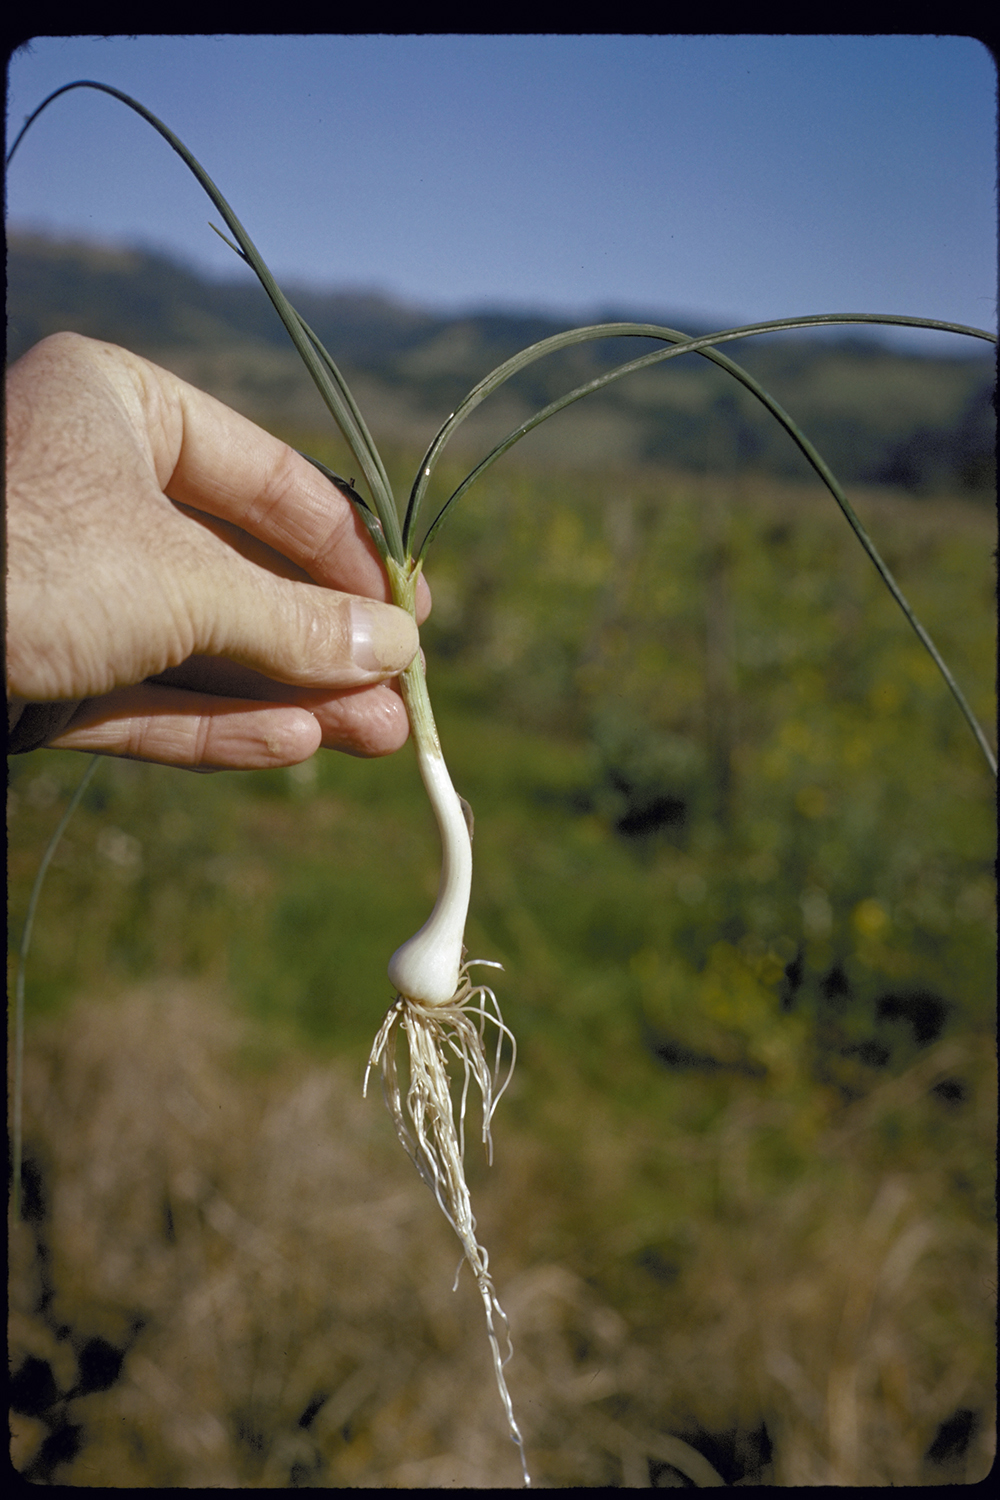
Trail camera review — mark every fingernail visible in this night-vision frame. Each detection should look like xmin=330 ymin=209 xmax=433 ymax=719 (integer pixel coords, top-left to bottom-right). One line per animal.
xmin=350 ymin=600 xmax=419 ymax=675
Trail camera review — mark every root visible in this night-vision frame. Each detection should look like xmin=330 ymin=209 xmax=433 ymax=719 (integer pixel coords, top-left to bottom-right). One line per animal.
xmin=365 ymin=960 xmax=531 ymax=1487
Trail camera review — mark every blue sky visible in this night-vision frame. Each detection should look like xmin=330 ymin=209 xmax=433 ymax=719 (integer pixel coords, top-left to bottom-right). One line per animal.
xmin=6 ymin=35 xmax=997 ymax=349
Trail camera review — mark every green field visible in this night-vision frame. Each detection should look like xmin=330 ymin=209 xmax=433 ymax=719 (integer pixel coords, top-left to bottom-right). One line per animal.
xmin=8 ymin=460 xmax=996 ymax=1485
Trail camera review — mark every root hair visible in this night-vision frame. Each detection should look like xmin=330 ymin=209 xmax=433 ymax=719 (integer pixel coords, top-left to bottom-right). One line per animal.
xmin=365 ymin=959 xmax=530 ymax=1485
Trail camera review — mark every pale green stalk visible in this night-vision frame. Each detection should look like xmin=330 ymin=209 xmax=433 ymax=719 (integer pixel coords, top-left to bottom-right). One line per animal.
xmin=358 ymin=557 xmax=529 ymax=1483
xmin=12 ymin=755 xmax=100 ymax=1219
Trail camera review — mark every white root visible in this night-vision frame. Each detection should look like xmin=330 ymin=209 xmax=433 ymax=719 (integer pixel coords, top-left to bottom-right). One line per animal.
xmin=386 ymin=739 xmax=471 ymax=1006
xmin=364 ymin=966 xmax=527 ymax=1482
xmin=365 ymin=966 xmax=530 ymax=1487
xmin=370 ymin=583 xmax=530 ymax=1484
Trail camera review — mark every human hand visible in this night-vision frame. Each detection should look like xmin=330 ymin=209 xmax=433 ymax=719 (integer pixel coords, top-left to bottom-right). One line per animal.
xmin=6 ymin=333 xmax=430 ymax=769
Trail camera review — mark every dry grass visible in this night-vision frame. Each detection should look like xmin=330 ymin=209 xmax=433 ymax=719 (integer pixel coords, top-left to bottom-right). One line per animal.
xmin=9 ymin=984 xmax=996 ymax=1486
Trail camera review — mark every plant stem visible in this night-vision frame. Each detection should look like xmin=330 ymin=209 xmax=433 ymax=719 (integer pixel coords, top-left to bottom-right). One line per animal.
xmin=13 ymin=754 xmax=100 ymax=1219
xmin=384 ymin=558 xmax=473 ymax=1008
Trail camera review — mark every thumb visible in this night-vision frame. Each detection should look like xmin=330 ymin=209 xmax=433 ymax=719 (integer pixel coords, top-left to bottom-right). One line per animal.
xmin=184 ymin=565 xmax=420 ymax=689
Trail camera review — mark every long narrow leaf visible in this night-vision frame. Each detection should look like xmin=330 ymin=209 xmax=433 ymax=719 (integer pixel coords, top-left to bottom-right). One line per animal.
xmin=291 ymin=311 xmax=396 ymax=511
xmin=404 ymin=312 xmax=994 ymax=549
xmin=9 ymin=84 xmax=992 ymax=771
xmin=8 ymin=81 xmax=405 ymax=560
xmin=207 ymin=221 xmax=398 ymax=549
xmin=419 ymin=313 xmax=994 ymax=549
xmin=298 ymin=454 xmax=391 ymax=562
xmin=13 ymin=755 xmax=100 ymax=1218
xmin=417 ymin=320 xmax=996 ymax=776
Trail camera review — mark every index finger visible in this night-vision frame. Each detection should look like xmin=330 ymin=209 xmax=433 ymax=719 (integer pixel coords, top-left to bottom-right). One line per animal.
xmin=136 ymin=354 xmax=431 ymax=618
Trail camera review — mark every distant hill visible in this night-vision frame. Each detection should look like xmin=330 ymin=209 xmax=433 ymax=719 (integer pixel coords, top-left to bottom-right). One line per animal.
xmin=7 ymin=232 xmax=995 ymax=492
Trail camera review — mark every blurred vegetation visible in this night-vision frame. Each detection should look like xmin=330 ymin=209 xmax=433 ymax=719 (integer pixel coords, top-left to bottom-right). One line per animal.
xmin=8 ymin=456 xmax=995 ymax=1484
xmin=8 ymin=232 xmax=996 ymax=494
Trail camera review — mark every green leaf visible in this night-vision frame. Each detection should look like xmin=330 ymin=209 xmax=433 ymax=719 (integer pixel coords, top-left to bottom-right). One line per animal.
xmin=8 ymin=81 xmax=405 ymax=561
xmin=414 ymin=316 xmax=995 ymax=776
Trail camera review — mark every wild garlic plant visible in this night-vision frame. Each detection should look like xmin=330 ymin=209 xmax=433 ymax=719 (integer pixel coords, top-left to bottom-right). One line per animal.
xmin=9 ymin=81 xmax=997 ymax=1490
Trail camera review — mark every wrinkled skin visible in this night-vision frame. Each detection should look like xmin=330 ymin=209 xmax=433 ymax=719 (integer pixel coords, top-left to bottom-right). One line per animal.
xmin=6 ymin=333 xmax=430 ymax=769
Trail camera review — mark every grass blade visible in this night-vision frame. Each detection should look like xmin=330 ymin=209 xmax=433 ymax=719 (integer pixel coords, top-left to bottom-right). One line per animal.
xmin=416 ymin=318 xmax=996 ymax=776
xmin=8 ymin=81 xmax=404 ymax=561
xmin=402 ymin=313 xmax=994 ymax=552
xmin=298 ymin=453 xmax=391 ymax=562
xmin=13 ymin=755 xmax=101 ymax=1219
